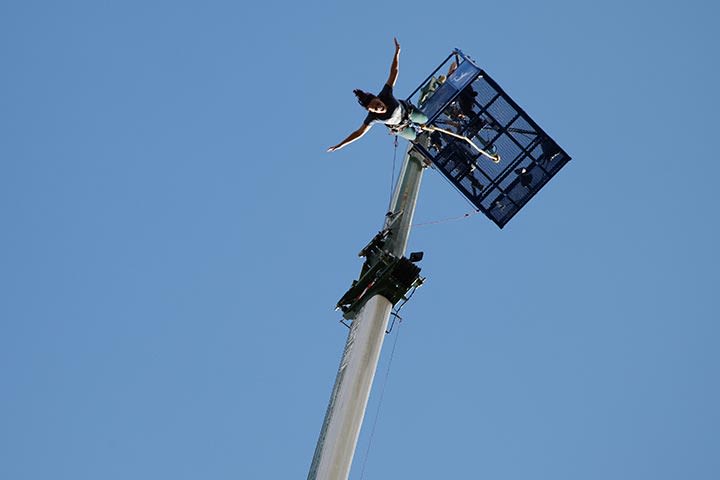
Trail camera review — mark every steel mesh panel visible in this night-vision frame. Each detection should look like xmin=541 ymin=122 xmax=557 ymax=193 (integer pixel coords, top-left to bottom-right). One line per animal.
xmin=493 ymin=133 xmax=524 ymax=166
xmin=474 ymin=79 xmax=499 ymax=109
xmin=508 ymin=116 xmax=538 ymax=149
xmin=485 ymin=95 xmax=517 ymax=128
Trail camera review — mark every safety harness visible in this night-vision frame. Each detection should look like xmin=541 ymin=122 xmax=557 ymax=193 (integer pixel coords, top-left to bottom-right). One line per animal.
xmin=389 ymin=100 xmax=421 ymax=135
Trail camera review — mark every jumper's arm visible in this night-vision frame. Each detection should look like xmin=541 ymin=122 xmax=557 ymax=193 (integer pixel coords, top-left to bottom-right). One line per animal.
xmin=327 ymin=124 xmax=371 ymax=152
xmin=386 ymin=38 xmax=401 ymax=87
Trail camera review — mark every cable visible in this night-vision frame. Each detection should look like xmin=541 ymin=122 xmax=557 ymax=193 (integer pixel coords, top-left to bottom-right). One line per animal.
xmin=387 ymin=137 xmax=399 ymax=212
xmin=412 ymin=210 xmax=482 ymax=227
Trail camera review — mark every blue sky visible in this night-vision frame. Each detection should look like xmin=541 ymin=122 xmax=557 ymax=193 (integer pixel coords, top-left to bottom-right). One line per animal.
xmin=2 ymin=1 xmax=719 ymax=479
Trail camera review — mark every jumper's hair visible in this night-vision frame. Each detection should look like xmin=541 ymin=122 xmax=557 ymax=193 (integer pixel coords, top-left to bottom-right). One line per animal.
xmin=353 ymin=89 xmax=376 ymax=109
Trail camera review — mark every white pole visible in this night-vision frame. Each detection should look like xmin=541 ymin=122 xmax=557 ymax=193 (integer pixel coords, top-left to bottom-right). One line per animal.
xmin=309 ymin=295 xmax=393 ymax=480
xmin=308 ymin=147 xmax=425 ymax=480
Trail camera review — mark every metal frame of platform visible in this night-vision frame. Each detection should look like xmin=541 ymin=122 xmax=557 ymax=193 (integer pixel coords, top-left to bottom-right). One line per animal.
xmin=407 ymin=49 xmax=572 ymax=228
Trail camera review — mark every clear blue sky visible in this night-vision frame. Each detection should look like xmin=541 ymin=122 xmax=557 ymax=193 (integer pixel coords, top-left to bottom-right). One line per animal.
xmin=2 ymin=1 xmax=719 ymax=479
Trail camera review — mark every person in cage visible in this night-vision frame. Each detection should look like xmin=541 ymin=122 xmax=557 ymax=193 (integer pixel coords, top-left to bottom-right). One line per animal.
xmin=327 ymin=38 xmax=428 ymax=153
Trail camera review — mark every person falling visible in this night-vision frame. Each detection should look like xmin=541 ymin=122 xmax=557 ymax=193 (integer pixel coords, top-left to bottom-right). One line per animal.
xmin=327 ymin=37 xmax=428 ymax=153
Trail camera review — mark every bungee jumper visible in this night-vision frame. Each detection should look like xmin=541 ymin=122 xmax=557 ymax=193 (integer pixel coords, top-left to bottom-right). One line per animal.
xmin=327 ymin=38 xmax=429 ymax=153
xmin=326 ymin=39 xmax=500 ymax=164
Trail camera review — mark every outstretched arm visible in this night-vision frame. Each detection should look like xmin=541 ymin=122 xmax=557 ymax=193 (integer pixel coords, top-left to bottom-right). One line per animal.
xmin=327 ymin=124 xmax=372 ymax=152
xmin=386 ymin=37 xmax=401 ymax=87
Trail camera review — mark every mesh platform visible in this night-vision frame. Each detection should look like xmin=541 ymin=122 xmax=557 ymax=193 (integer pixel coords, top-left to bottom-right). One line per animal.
xmin=406 ymin=50 xmax=571 ymax=228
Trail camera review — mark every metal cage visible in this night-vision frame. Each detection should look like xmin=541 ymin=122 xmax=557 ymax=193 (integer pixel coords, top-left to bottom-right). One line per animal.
xmin=407 ymin=49 xmax=572 ymax=228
